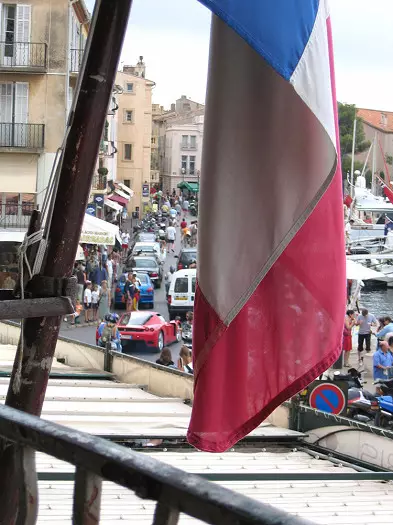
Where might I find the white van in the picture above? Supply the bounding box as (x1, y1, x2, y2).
(167, 269, 196, 320)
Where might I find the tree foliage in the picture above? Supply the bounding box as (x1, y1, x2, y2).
(338, 102, 371, 178)
(338, 103, 370, 155)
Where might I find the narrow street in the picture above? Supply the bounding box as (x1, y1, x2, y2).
(60, 225, 184, 364)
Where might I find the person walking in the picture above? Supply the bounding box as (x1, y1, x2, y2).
(124, 272, 136, 313)
(373, 341, 393, 380)
(343, 309, 356, 367)
(132, 274, 140, 311)
(165, 266, 175, 297)
(166, 222, 176, 253)
(83, 281, 92, 323)
(91, 284, 99, 322)
(376, 316, 393, 340)
(357, 308, 377, 363)
(74, 262, 86, 303)
(98, 280, 110, 321)
(89, 260, 108, 287)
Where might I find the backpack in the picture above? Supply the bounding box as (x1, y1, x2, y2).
(101, 325, 113, 344)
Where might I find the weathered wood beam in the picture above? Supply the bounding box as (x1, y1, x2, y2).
(0, 298, 74, 321)
(0, 0, 134, 522)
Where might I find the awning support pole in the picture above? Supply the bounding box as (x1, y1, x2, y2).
(0, 0, 133, 521)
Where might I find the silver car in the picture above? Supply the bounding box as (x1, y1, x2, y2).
(127, 256, 163, 288)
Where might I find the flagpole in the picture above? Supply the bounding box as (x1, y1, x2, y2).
(372, 132, 376, 194)
(350, 118, 357, 198)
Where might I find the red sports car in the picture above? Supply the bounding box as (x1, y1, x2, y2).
(118, 311, 181, 352)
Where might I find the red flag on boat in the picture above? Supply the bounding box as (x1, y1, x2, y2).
(188, 0, 346, 452)
(383, 186, 393, 205)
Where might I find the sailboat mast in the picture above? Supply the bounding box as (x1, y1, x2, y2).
(350, 118, 357, 197)
(372, 132, 377, 194)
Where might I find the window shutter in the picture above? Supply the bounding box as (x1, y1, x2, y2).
(16, 5, 31, 42)
(14, 82, 29, 146)
(16, 5, 31, 66)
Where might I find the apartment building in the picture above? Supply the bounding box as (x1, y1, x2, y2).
(357, 108, 393, 178)
(154, 96, 204, 192)
(115, 58, 154, 215)
(0, 0, 89, 228)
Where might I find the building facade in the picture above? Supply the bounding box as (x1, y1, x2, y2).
(153, 96, 204, 193)
(115, 59, 154, 215)
(0, 0, 89, 228)
(357, 108, 393, 181)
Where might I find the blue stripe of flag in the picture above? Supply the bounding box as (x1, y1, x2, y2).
(197, 0, 320, 80)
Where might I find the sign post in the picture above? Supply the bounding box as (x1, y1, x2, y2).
(308, 381, 348, 415)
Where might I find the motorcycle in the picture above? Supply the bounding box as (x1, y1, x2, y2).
(181, 321, 193, 344)
(374, 379, 393, 428)
(332, 369, 379, 422)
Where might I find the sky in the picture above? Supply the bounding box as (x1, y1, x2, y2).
(85, 0, 393, 111)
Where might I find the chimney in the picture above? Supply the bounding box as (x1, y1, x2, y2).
(123, 65, 135, 74)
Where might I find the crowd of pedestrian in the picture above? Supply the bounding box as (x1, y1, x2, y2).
(343, 308, 393, 379)
(68, 242, 126, 326)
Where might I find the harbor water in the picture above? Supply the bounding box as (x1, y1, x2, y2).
(360, 287, 393, 318)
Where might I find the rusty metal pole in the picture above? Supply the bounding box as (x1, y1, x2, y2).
(0, 0, 133, 522)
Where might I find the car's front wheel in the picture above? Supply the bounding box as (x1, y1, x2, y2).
(157, 331, 164, 352)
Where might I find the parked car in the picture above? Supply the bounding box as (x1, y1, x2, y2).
(118, 311, 181, 352)
(167, 269, 196, 320)
(114, 272, 155, 309)
(135, 232, 157, 243)
(126, 256, 163, 288)
(176, 248, 197, 270)
(132, 241, 165, 263)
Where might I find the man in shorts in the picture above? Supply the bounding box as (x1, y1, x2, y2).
(166, 223, 176, 253)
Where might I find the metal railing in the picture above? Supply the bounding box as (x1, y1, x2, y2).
(69, 48, 84, 72)
(92, 174, 107, 190)
(0, 403, 310, 525)
(0, 42, 47, 69)
(180, 143, 198, 150)
(0, 202, 35, 229)
(0, 123, 44, 149)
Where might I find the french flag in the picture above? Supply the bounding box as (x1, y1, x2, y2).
(188, 0, 346, 452)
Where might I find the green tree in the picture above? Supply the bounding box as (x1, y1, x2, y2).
(386, 154, 393, 166)
(341, 157, 363, 178)
(338, 103, 370, 156)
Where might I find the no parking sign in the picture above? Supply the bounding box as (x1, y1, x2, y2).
(308, 381, 348, 415)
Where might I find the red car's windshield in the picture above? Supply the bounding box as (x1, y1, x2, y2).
(120, 312, 153, 326)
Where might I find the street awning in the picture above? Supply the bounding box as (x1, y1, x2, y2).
(115, 189, 130, 200)
(81, 214, 121, 245)
(108, 193, 128, 206)
(116, 182, 134, 197)
(75, 245, 85, 261)
(177, 181, 199, 192)
(104, 198, 122, 212)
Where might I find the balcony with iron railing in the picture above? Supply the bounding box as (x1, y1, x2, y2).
(0, 42, 47, 72)
(0, 202, 34, 230)
(0, 123, 45, 150)
(181, 142, 198, 150)
(92, 173, 107, 191)
(69, 48, 84, 73)
(179, 168, 196, 176)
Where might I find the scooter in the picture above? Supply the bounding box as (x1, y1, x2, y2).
(181, 321, 193, 344)
(334, 369, 379, 423)
(374, 379, 393, 428)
